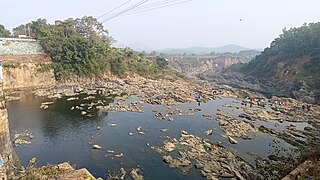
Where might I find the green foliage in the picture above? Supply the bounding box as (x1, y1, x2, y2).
(3, 63, 20, 68)
(37, 63, 52, 73)
(258, 138, 320, 179)
(241, 22, 320, 78)
(156, 57, 169, 69)
(110, 58, 126, 76)
(15, 16, 114, 79)
(304, 48, 320, 76)
(0, 24, 11, 37)
(13, 16, 178, 80)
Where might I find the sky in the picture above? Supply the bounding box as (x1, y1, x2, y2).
(0, 0, 320, 49)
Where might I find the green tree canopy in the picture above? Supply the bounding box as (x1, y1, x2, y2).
(13, 16, 170, 80)
(0, 24, 11, 37)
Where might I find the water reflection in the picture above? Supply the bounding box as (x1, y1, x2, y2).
(7, 93, 293, 179)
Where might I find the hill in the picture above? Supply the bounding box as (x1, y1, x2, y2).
(241, 23, 320, 81)
(156, 44, 250, 55)
(222, 22, 320, 103)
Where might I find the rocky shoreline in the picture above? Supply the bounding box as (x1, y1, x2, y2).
(5, 74, 320, 179)
(156, 130, 258, 180)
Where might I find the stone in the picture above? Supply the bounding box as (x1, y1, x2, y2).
(181, 130, 188, 135)
(57, 162, 73, 171)
(93, 145, 102, 149)
(130, 168, 144, 180)
(118, 167, 126, 180)
(108, 123, 117, 127)
(160, 128, 169, 132)
(228, 136, 238, 144)
(163, 142, 175, 152)
(115, 153, 123, 158)
(81, 111, 87, 115)
(205, 129, 213, 135)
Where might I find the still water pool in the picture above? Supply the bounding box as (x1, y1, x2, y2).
(7, 93, 291, 179)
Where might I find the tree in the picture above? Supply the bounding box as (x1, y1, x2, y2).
(156, 57, 169, 69)
(0, 24, 11, 37)
(75, 16, 114, 45)
(12, 24, 28, 37)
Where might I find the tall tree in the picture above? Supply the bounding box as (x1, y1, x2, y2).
(0, 24, 11, 37)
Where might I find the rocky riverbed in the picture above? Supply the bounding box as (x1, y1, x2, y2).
(155, 130, 258, 180)
(6, 74, 320, 179)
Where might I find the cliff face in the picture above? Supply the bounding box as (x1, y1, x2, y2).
(0, 54, 56, 90)
(0, 39, 56, 90)
(0, 84, 20, 179)
(169, 56, 241, 77)
(0, 39, 53, 179)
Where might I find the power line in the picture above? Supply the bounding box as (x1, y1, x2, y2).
(101, 0, 149, 23)
(98, 0, 132, 19)
(122, 0, 192, 16)
(132, 0, 180, 11)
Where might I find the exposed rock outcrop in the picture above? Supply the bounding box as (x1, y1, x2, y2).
(0, 83, 20, 179)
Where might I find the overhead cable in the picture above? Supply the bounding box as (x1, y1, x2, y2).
(101, 0, 149, 23)
(98, 0, 132, 19)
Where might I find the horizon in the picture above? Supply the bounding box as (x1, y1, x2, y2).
(1, 0, 320, 50)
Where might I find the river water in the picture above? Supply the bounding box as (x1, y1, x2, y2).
(7, 92, 296, 179)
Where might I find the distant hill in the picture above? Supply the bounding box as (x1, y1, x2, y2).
(116, 43, 253, 55)
(114, 42, 153, 52)
(158, 44, 250, 55)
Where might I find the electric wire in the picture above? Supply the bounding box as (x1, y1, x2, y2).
(98, 0, 132, 19)
(122, 0, 192, 16)
(101, 0, 149, 23)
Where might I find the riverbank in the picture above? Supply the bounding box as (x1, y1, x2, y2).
(5, 74, 320, 179)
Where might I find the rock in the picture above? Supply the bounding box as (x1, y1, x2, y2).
(138, 132, 145, 135)
(181, 130, 188, 135)
(163, 155, 173, 164)
(304, 127, 313, 131)
(119, 168, 126, 180)
(14, 139, 31, 145)
(219, 120, 229, 126)
(130, 168, 144, 180)
(228, 136, 238, 144)
(163, 141, 175, 152)
(115, 153, 123, 158)
(97, 126, 101, 130)
(67, 97, 79, 101)
(57, 162, 74, 171)
(108, 123, 117, 127)
(42, 101, 54, 105)
(205, 129, 213, 135)
(239, 113, 253, 120)
(107, 150, 114, 153)
(194, 108, 202, 112)
(220, 172, 235, 178)
(129, 132, 133, 136)
(160, 128, 169, 132)
(93, 145, 102, 149)
(137, 126, 142, 131)
(81, 111, 87, 115)
(40, 104, 49, 109)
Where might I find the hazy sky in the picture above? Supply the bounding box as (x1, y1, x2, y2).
(1, 0, 319, 49)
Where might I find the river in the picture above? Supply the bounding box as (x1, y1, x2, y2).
(7, 92, 297, 179)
